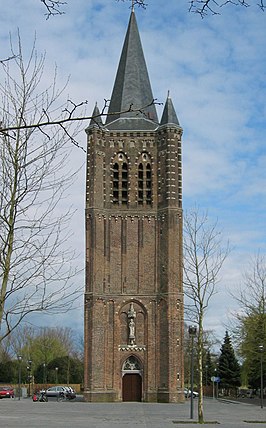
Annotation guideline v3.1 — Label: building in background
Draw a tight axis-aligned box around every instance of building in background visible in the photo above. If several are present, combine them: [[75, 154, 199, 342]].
[[84, 8, 184, 402]]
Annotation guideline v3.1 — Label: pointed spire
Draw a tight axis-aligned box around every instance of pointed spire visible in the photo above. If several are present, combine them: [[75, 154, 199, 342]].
[[160, 92, 180, 127], [88, 102, 103, 129], [105, 11, 158, 130]]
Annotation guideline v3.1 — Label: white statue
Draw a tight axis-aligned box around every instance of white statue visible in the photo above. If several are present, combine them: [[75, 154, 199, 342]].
[[127, 303, 136, 345]]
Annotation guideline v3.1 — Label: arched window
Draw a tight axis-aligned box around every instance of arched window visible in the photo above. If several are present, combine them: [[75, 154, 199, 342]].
[[112, 154, 128, 205], [137, 154, 152, 206], [122, 356, 141, 371]]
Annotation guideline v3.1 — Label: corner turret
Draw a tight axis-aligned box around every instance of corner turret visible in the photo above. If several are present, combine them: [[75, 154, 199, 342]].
[[160, 92, 180, 127], [87, 103, 103, 129]]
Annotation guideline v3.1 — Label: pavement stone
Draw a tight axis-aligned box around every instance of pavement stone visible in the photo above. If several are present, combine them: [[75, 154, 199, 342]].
[[0, 397, 266, 428]]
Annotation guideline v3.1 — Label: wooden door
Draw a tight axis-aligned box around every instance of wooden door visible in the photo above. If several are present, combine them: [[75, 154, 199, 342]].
[[122, 374, 142, 401]]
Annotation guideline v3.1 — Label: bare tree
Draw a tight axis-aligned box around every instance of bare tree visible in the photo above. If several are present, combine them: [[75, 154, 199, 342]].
[[39, 0, 265, 19], [183, 208, 229, 423], [183, 323, 218, 388], [233, 252, 266, 317], [1, 0, 261, 23], [231, 253, 266, 386], [189, 0, 265, 17], [0, 35, 82, 343]]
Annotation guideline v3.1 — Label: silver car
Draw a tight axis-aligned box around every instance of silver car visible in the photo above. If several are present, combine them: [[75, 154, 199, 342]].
[[45, 386, 76, 400]]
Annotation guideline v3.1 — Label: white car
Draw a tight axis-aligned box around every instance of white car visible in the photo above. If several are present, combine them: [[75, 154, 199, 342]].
[[184, 388, 199, 398]]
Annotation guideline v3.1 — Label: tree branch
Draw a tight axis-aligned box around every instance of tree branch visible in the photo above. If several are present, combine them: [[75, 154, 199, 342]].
[[0, 98, 162, 151], [189, 0, 265, 16], [40, 0, 67, 19], [116, 0, 148, 9]]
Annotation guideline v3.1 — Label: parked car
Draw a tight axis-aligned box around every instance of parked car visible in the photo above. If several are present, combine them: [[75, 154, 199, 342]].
[[65, 386, 76, 396], [0, 386, 15, 399], [45, 386, 76, 400], [238, 388, 254, 398], [184, 388, 199, 398]]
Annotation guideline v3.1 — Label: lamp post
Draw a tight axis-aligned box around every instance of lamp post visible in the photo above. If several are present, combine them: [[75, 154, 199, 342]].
[[27, 360, 32, 397], [55, 367, 58, 385], [212, 367, 219, 399], [17, 355, 22, 400], [259, 345, 264, 409], [189, 325, 197, 420], [43, 363, 46, 388]]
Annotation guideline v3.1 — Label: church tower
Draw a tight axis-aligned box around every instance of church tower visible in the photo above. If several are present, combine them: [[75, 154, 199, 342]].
[[84, 9, 184, 403]]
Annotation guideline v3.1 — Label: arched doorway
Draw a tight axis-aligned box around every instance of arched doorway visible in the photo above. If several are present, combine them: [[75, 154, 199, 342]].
[[122, 356, 142, 402]]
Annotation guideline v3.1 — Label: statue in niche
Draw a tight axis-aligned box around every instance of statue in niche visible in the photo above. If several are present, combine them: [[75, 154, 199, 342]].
[[128, 318, 135, 345], [127, 303, 136, 346]]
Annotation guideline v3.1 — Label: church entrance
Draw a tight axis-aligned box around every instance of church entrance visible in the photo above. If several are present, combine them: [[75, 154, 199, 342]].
[[122, 373, 142, 401], [122, 356, 142, 402]]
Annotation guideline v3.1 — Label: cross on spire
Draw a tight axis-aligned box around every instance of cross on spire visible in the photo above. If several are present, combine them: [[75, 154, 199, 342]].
[[131, 0, 135, 11]]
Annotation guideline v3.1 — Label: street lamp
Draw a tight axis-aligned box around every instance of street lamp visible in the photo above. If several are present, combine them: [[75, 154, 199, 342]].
[[189, 325, 197, 420], [27, 360, 32, 397], [212, 368, 217, 400], [259, 345, 264, 409], [17, 355, 22, 400], [43, 363, 46, 388], [55, 367, 58, 385]]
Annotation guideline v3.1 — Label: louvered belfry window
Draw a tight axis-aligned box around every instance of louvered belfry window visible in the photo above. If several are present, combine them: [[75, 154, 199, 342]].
[[113, 162, 119, 204], [138, 163, 144, 205], [138, 153, 152, 206], [146, 163, 152, 205], [112, 153, 128, 205]]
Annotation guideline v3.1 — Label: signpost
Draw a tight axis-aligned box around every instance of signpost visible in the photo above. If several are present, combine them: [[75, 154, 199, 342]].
[[211, 376, 220, 399]]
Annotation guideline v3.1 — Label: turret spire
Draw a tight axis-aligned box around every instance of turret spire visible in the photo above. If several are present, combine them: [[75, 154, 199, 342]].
[[87, 102, 103, 129], [160, 92, 180, 127]]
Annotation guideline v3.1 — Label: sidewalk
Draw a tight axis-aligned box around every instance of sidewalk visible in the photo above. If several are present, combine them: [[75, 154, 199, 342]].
[[0, 397, 266, 427]]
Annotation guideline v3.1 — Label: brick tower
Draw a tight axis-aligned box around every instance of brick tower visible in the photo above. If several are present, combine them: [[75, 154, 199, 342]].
[[84, 8, 184, 403]]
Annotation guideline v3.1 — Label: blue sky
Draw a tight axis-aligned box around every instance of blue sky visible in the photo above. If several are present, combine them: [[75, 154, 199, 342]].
[[1, 0, 265, 347]]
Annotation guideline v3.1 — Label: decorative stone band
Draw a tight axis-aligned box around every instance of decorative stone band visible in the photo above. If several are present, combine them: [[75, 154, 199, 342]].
[[119, 345, 146, 352]]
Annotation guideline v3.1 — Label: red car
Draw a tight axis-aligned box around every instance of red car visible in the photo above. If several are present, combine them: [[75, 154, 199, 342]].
[[0, 386, 15, 398]]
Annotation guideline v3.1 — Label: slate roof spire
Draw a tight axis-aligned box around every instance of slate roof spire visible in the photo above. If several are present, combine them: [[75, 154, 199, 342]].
[[88, 102, 103, 129], [160, 91, 180, 127], [105, 10, 158, 131]]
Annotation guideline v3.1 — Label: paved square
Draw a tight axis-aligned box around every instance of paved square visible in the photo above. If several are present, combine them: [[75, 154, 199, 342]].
[[0, 397, 266, 427]]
